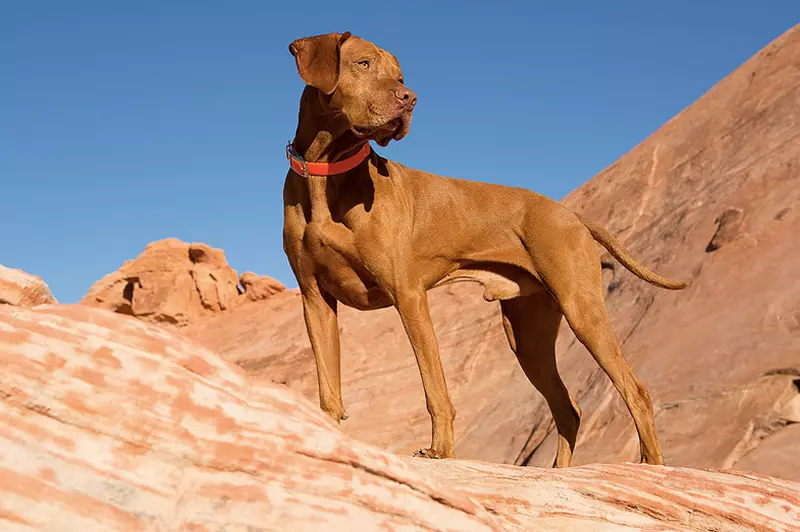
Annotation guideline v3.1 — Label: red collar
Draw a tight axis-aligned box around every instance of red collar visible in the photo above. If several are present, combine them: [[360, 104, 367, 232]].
[[286, 142, 371, 177]]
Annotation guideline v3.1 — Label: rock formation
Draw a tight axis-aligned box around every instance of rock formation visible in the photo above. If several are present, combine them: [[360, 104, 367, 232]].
[[2, 304, 798, 531], [239, 271, 285, 302], [185, 24, 800, 481], [0, 264, 57, 307], [536, 20, 800, 476], [81, 238, 284, 327]]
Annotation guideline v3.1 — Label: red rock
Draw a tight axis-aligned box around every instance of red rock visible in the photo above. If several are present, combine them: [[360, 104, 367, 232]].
[[0, 264, 57, 307], [734, 423, 800, 482], [240, 271, 286, 302], [533, 22, 800, 476], [416, 460, 800, 531], [81, 238, 283, 327], [186, 25, 800, 482], [186, 285, 542, 463], [1, 304, 798, 530]]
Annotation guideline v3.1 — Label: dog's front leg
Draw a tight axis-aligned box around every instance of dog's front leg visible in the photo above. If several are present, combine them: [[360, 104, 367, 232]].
[[301, 282, 347, 423], [395, 288, 456, 459]]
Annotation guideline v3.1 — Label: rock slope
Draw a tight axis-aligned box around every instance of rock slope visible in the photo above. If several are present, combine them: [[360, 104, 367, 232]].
[[544, 20, 800, 475], [1, 304, 798, 531]]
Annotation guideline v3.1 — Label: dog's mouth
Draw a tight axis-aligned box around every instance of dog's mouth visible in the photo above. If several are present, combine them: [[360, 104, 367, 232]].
[[351, 124, 379, 138], [351, 114, 412, 147]]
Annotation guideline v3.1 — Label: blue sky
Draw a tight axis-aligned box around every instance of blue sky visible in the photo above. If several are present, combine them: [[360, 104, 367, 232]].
[[2, 2, 798, 303]]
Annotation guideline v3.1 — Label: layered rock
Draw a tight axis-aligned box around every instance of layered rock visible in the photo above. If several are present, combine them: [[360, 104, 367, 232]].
[[81, 238, 284, 327], [185, 24, 800, 481], [532, 21, 800, 475], [0, 264, 56, 307], [240, 271, 285, 302], [1, 304, 798, 531], [186, 285, 542, 463]]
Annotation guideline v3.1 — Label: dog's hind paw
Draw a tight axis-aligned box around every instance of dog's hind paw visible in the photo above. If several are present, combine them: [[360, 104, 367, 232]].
[[413, 448, 443, 459]]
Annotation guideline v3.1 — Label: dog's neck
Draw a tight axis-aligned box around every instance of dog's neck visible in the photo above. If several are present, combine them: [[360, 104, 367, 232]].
[[292, 86, 365, 163], [292, 86, 369, 223]]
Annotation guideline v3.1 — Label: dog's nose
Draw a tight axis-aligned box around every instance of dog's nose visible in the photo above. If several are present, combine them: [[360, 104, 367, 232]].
[[395, 86, 417, 107]]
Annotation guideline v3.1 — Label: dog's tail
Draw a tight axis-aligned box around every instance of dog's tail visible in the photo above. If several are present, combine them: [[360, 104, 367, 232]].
[[577, 214, 689, 290]]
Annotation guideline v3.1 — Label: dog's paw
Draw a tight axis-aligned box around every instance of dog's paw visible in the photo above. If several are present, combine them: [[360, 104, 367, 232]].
[[413, 448, 443, 459]]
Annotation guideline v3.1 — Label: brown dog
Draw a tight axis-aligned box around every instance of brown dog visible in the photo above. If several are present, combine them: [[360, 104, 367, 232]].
[[282, 31, 687, 466]]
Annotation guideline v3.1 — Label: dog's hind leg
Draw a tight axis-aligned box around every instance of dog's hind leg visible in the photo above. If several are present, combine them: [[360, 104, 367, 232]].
[[535, 224, 665, 465], [501, 293, 581, 467]]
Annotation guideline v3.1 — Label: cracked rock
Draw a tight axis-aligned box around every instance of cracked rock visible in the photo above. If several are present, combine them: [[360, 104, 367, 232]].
[[705, 207, 745, 252]]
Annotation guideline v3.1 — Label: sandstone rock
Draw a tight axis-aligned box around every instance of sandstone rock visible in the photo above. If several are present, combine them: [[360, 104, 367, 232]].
[[734, 424, 800, 483], [81, 238, 283, 327], [780, 391, 800, 423], [415, 460, 800, 531], [1, 304, 798, 531], [705, 207, 745, 252], [186, 25, 800, 482], [536, 22, 800, 476], [186, 285, 542, 464], [0, 264, 56, 307], [240, 271, 286, 302]]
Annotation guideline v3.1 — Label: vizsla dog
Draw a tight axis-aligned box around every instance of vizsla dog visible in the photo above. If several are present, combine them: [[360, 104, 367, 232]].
[[283, 31, 687, 466]]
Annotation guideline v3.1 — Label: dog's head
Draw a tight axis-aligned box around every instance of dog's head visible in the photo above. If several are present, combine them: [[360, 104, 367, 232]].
[[289, 32, 416, 147]]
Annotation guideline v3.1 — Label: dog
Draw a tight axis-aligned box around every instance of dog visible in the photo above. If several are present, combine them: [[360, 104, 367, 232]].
[[282, 31, 687, 466]]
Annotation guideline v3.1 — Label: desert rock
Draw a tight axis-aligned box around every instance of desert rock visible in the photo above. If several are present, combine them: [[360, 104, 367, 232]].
[[81, 238, 283, 327], [240, 271, 286, 302], [0, 264, 57, 307], [536, 21, 800, 476], [1, 304, 798, 531]]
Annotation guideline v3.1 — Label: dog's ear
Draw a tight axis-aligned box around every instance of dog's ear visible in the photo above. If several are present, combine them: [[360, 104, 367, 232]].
[[289, 32, 352, 95]]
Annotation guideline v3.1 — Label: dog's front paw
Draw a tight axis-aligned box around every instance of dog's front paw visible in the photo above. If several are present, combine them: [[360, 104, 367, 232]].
[[413, 448, 444, 459]]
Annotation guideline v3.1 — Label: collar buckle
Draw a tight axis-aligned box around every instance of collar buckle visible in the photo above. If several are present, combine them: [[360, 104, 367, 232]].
[[286, 141, 309, 178]]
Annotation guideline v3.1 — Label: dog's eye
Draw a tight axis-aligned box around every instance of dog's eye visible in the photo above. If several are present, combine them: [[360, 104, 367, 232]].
[[357, 60, 370, 68], [398, 78, 405, 85]]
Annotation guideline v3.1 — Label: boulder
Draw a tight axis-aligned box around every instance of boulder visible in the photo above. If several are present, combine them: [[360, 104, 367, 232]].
[[81, 238, 283, 327], [0, 264, 56, 308], [240, 271, 286, 302]]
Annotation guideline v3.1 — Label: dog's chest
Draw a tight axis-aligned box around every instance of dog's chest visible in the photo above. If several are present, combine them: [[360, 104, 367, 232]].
[[301, 221, 393, 310]]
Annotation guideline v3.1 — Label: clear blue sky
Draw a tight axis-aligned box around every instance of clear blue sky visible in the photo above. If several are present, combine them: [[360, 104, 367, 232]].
[[2, 2, 797, 303]]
